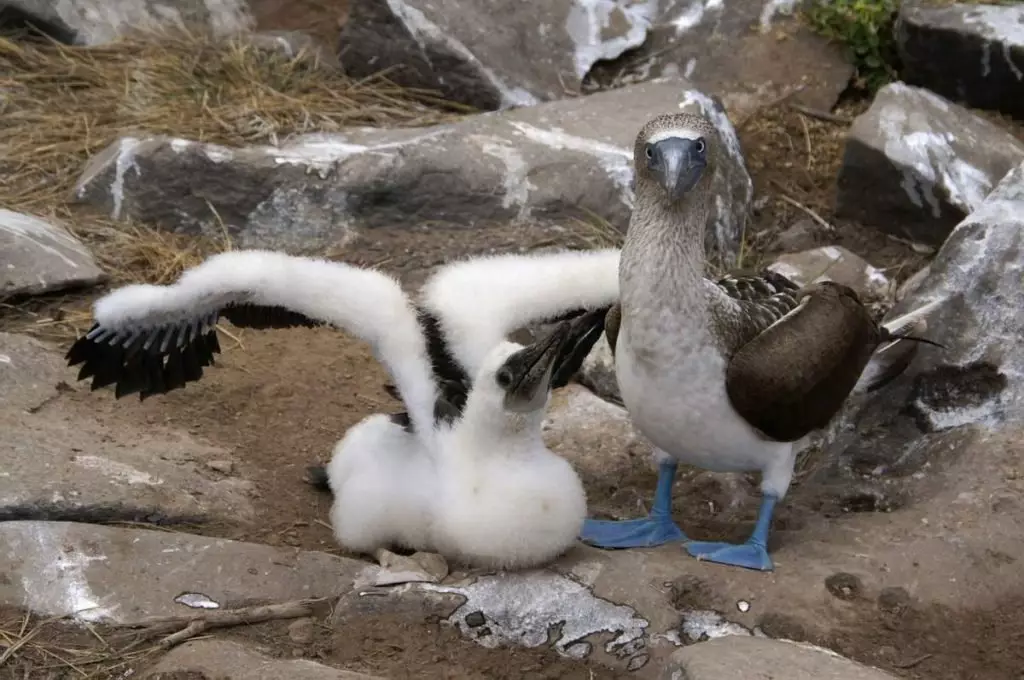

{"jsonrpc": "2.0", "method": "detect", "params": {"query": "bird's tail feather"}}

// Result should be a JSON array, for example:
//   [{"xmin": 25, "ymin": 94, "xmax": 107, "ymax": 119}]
[
  {"xmin": 419, "ymin": 248, "xmax": 620, "ymax": 378},
  {"xmin": 856, "ymin": 297, "xmax": 946, "ymax": 393}
]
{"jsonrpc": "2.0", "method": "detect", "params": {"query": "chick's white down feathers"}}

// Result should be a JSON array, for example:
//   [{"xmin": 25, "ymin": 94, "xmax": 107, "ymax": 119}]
[{"xmin": 328, "ymin": 339, "xmax": 588, "ymax": 570}]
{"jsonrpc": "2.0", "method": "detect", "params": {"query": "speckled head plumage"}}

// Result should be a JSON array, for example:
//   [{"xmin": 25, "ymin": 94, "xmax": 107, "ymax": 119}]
[{"xmin": 633, "ymin": 112, "xmax": 718, "ymax": 202}]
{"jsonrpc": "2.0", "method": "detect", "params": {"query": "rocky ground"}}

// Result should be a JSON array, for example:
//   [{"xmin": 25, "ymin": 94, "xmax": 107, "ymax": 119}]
[{"xmin": 2, "ymin": 0, "xmax": 1024, "ymax": 679}]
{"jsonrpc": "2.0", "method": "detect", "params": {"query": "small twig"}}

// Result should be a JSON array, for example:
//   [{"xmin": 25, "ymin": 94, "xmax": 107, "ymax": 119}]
[
  {"xmin": 894, "ymin": 653, "xmax": 933, "ymax": 669},
  {"xmin": 159, "ymin": 620, "xmax": 207, "ymax": 649},
  {"xmin": 777, "ymin": 193, "xmax": 836, "ymax": 233},
  {"xmin": 789, "ymin": 103, "xmax": 853, "ymax": 125},
  {"xmin": 126, "ymin": 598, "xmax": 325, "ymax": 650}
]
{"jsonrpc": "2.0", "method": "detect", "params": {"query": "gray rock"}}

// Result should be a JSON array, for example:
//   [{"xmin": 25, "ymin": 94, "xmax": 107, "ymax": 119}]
[
  {"xmin": 897, "ymin": 1, "xmax": 1024, "ymax": 120},
  {"xmin": 770, "ymin": 218, "xmax": 821, "ymax": 253},
  {"xmin": 660, "ymin": 636, "xmax": 898, "ymax": 680},
  {"xmin": 142, "ymin": 640, "xmax": 384, "ymax": 678},
  {"xmin": 2, "ymin": 0, "xmax": 254, "ymax": 46},
  {"xmin": 0, "ymin": 333, "xmax": 256, "ymax": 525},
  {"xmin": 0, "ymin": 521, "xmax": 372, "ymax": 623},
  {"xmin": 337, "ymin": 0, "xmax": 653, "ymax": 110},
  {"xmin": 768, "ymin": 246, "xmax": 894, "ymax": 303},
  {"xmin": 577, "ymin": 335, "xmax": 620, "ymax": 404},
  {"xmin": 0, "ymin": 209, "xmax": 106, "ymax": 297},
  {"xmin": 836, "ymin": 82, "xmax": 1024, "ymax": 246},
  {"xmin": 73, "ymin": 78, "xmax": 752, "ymax": 264},
  {"xmin": 371, "ymin": 549, "xmax": 449, "ymax": 586},
  {"xmin": 821, "ymin": 160, "xmax": 1024, "ymax": 507},
  {"xmin": 542, "ymin": 384, "xmax": 654, "ymax": 507},
  {"xmin": 586, "ymin": 0, "xmax": 855, "ymax": 122},
  {"xmin": 0, "ymin": 332, "xmax": 69, "ymax": 413}
]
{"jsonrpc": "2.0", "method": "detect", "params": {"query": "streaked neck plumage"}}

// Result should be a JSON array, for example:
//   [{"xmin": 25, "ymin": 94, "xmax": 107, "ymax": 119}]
[{"xmin": 621, "ymin": 178, "xmax": 713, "ymax": 321}]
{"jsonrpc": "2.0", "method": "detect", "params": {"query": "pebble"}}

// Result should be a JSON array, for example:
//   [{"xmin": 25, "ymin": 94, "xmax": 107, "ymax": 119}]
[
  {"xmin": 825, "ymin": 572, "xmax": 864, "ymax": 601},
  {"xmin": 206, "ymin": 459, "xmax": 235, "ymax": 474},
  {"xmin": 288, "ymin": 617, "xmax": 316, "ymax": 644}
]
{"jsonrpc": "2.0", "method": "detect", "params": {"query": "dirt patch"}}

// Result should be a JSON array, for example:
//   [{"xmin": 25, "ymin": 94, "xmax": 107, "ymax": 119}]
[
  {"xmin": 309, "ymin": 612, "xmax": 629, "ymax": 680},
  {"xmin": 774, "ymin": 594, "xmax": 1024, "ymax": 680}
]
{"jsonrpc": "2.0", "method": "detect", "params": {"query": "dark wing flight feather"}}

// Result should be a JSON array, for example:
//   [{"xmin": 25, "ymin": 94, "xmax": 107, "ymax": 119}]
[
  {"xmin": 65, "ymin": 303, "xmax": 322, "ymax": 401},
  {"xmin": 724, "ymin": 282, "xmax": 883, "ymax": 442}
]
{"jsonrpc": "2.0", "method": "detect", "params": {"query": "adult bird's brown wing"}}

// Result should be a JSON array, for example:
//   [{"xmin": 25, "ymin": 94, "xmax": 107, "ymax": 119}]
[{"xmin": 724, "ymin": 282, "xmax": 884, "ymax": 442}]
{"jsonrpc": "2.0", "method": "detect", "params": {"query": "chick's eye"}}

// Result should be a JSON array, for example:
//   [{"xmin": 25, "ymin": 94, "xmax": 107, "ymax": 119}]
[
  {"xmin": 644, "ymin": 145, "xmax": 654, "ymax": 160},
  {"xmin": 496, "ymin": 368, "xmax": 513, "ymax": 388},
  {"xmin": 695, "ymin": 139, "xmax": 706, "ymax": 154}
]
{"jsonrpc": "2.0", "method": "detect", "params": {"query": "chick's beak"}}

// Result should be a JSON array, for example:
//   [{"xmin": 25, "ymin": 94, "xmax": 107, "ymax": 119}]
[{"xmin": 501, "ymin": 321, "xmax": 572, "ymax": 412}]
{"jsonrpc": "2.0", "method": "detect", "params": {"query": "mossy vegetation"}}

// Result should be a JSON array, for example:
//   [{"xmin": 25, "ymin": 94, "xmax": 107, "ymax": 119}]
[
  {"xmin": 802, "ymin": 0, "xmax": 902, "ymax": 93},
  {"xmin": 803, "ymin": 0, "xmax": 1023, "ymax": 93}
]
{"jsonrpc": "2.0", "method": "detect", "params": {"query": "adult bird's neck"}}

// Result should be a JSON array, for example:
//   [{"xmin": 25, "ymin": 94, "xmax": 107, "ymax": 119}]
[{"xmin": 620, "ymin": 181, "xmax": 711, "ymax": 314}]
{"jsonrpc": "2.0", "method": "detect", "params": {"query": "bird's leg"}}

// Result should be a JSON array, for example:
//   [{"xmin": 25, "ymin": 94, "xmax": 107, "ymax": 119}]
[
  {"xmin": 683, "ymin": 493, "xmax": 777, "ymax": 572},
  {"xmin": 579, "ymin": 461, "xmax": 689, "ymax": 548}
]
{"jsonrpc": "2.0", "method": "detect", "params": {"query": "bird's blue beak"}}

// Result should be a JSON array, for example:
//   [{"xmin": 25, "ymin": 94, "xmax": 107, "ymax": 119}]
[{"xmin": 650, "ymin": 137, "xmax": 707, "ymax": 201}]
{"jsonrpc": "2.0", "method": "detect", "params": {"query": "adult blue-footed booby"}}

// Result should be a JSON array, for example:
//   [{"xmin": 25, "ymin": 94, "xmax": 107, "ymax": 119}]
[{"xmin": 422, "ymin": 112, "xmax": 943, "ymax": 571}]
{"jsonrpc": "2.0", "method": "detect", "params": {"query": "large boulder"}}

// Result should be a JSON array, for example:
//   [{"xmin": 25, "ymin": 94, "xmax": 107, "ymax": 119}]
[
  {"xmin": 0, "ymin": 521, "xmax": 371, "ymax": 623},
  {"xmin": 338, "ymin": 0, "xmax": 652, "ymax": 110},
  {"xmin": 821, "ymin": 159, "xmax": 1024, "ymax": 512},
  {"xmin": 73, "ymin": 78, "xmax": 753, "ymax": 265},
  {"xmin": 897, "ymin": 0, "xmax": 1024, "ymax": 120},
  {"xmin": 0, "ymin": 209, "xmax": 106, "ymax": 297},
  {"xmin": 337, "ymin": 0, "xmax": 854, "ymax": 117},
  {"xmin": 0, "ymin": 332, "xmax": 256, "ymax": 525},
  {"xmin": 0, "ymin": 0, "xmax": 254, "ymax": 45},
  {"xmin": 586, "ymin": 0, "xmax": 855, "ymax": 121},
  {"xmin": 836, "ymin": 82, "xmax": 1024, "ymax": 246}
]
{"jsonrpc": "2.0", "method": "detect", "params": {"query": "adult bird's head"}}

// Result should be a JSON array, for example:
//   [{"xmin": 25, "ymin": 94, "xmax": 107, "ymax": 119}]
[{"xmin": 633, "ymin": 112, "xmax": 718, "ymax": 204}]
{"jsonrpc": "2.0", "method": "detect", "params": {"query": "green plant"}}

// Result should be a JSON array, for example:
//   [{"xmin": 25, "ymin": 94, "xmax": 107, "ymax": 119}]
[{"xmin": 803, "ymin": 0, "xmax": 902, "ymax": 93}]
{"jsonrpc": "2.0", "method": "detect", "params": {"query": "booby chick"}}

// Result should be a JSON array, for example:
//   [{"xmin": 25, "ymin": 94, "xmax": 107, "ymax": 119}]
[
  {"xmin": 65, "ymin": 249, "xmax": 608, "ymax": 570},
  {"xmin": 419, "ymin": 113, "xmax": 944, "ymax": 572},
  {"xmin": 317, "ymin": 311, "xmax": 603, "ymax": 569}
]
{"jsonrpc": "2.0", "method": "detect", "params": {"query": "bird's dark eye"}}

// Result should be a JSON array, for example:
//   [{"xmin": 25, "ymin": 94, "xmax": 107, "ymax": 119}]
[
  {"xmin": 695, "ymin": 138, "xmax": 706, "ymax": 154},
  {"xmin": 644, "ymin": 145, "xmax": 654, "ymax": 160},
  {"xmin": 496, "ymin": 368, "xmax": 513, "ymax": 389}
]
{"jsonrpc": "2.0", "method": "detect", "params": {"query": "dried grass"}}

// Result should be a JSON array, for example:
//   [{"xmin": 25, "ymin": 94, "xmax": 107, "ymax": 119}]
[
  {"xmin": 0, "ymin": 25, "xmax": 469, "ymax": 339},
  {"xmin": 0, "ymin": 609, "xmax": 159, "ymax": 679}
]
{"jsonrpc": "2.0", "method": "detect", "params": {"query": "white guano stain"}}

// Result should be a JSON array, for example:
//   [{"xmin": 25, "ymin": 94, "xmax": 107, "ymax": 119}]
[
  {"xmin": 15, "ymin": 524, "xmax": 115, "ymax": 622},
  {"xmin": 422, "ymin": 570, "xmax": 649, "ymax": 659},
  {"xmin": 565, "ymin": 0, "xmax": 655, "ymax": 80},
  {"xmin": 110, "ymin": 137, "xmax": 144, "ymax": 220},
  {"xmin": 269, "ymin": 128, "xmax": 451, "ymax": 169},
  {"xmin": 0, "ymin": 209, "xmax": 90, "ymax": 268},
  {"xmin": 680, "ymin": 609, "xmax": 752, "ymax": 642},
  {"xmin": 876, "ymin": 84, "xmax": 999, "ymax": 218},
  {"xmin": 961, "ymin": 5, "xmax": 1024, "ymax": 81},
  {"xmin": 507, "ymin": 121, "xmax": 634, "ymax": 208},
  {"xmin": 384, "ymin": 0, "xmax": 538, "ymax": 108},
  {"xmin": 73, "ymin": 455, "xmax": 164, "ymax": 486},
  {"xmin": 759, "ymin": 0, "xmax": 800, "ymax": 32},
  {"xmin": 671, "ymin": 0, "xmax": 724, "ymax": 36},
  {"xmin": 475, "ymin": 136, "xmax": 535, "ymax": 219}
]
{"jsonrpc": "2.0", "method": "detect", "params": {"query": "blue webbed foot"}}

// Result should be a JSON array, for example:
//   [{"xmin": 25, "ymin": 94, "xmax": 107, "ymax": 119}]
[
  {"xmin": 580, "ymin": 516, "xmax": 688, "ymax": 548},
  {"xmin": 579, "ymin": 461, "xmax": 687, "ymax": 549},
  {"xmin": 684, "ymin": 492, "xmax": 780, "ymax": 571},
  {"xmin": 684, "ymin": 540, "xmax": 773, "ymax": 571}
]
